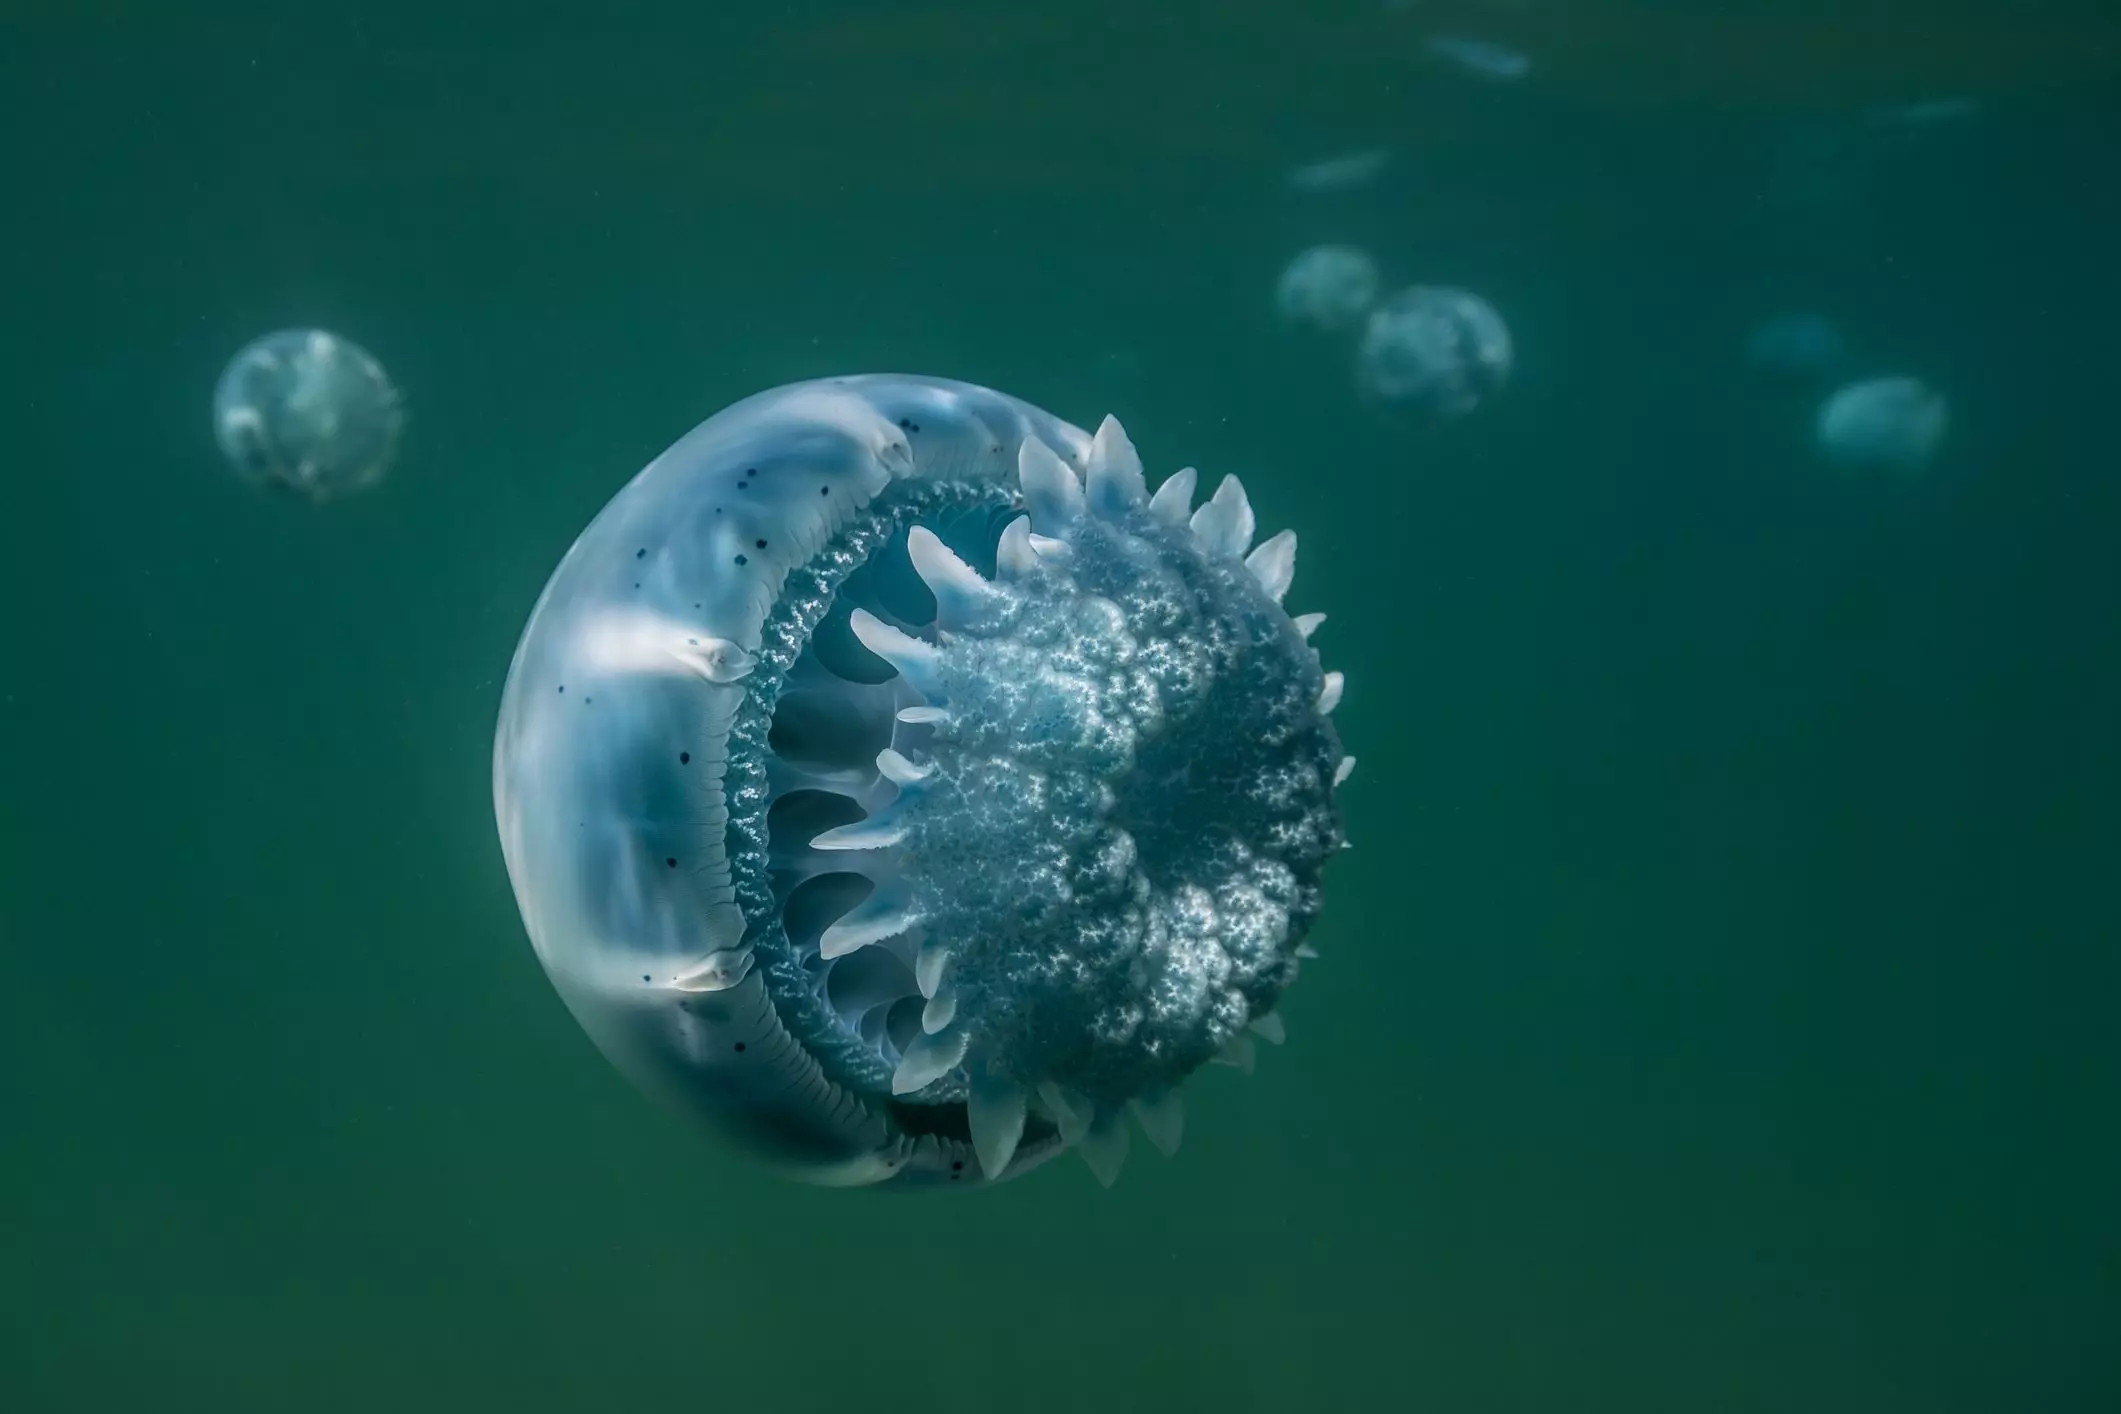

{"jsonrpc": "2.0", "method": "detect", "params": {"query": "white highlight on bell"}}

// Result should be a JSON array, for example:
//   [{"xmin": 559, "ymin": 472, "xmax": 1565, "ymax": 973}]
[
  {"xmin": 896, "ymin": 705, "xmax": 949, "ymax": 725},
  {"xmin": 1245, "ymin": 529, "xmax": 1297, "ymax": 602},
  {"xmin": 1017, "ymin": 435, "xmax": 1086, "ymax": 530},
  {"xmin": 891, "ymin": 1027, "xmax": 969, "ymax": 1095},
  {"xmin": 1334, "ymin": 756, "xmax": 1357, "ymax": 786},
  {"xmin": 1084, "ymin": 414, "xmax": 1148, "ymax": 512},
  {"xmin": 1317, "ymin": 671, "xmax": 1345, "ymax": 715},
  {"xmin": 667, "ymin": 948, "xmax": 754, "ymax": 993},
  {"xmin": 1191, "ymin": 474, "xmax": 1256, "ymax": 559},
  {"xmin": 775, "ymin": 387, "xmax": 916, "ymax": 481},
  {"xmin": 1293, "ymin": 612, "xmax": 1326, "ymax": 641},
  {"xmin": 576, "ymin": 610, "xmax": 757, "ymax": 684},
  {"xmin": 1148, "ymin": 466, "xmax": 1197, "ymax": 525}
]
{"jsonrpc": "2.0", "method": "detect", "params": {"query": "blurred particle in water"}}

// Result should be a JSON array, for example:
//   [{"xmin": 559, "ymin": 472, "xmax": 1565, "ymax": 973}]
[
  {"xmin": 212, "ymin": 329, "xmax": 403, "ymax": 502},
  {"xmin": 1815, "ymin": 376, "xmax": 1949, "ymax": 472},
  {"xmin": 1276, "ymin": 245, "xmax": 1383, "ymax": 333},
  {"xmin": 1355, "ymin": 286, "xmax": 1512, "ymax": 420},
  {"xmin": 1284, "ymin": 148, "xmax": 1391, "ymax": 195},
  {"xmin": 1872, "ymin": 97, "xmax": 1982, "ymax": 128},
  {"xmin": 1746, "ymin": 312, "xmax": 1845, "ymax": 381},
  {"xmin": 1424, "ymin": 36, "xmax": 1531, "ymax": 82}
]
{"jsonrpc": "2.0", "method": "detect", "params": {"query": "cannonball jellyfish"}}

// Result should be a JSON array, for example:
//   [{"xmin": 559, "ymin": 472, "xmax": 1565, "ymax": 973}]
[
  {"xmin": 1276, "ymin": 245, "xmax": 1382, "ymax": 333},
  {"xmin": 1355, "ymin": 286, "xmax": 1512, "ymax": 419},
  {"xmin": 1815, "ymin": 376, "xmax": 1949, "ymax": 471},
  {"xmin": 492, "ymin": 375, "xmax": 1351, "ymax": 1189},
  {"xmin": 212, "ymin": 329, "xmax": 404, "ymax": 501}
]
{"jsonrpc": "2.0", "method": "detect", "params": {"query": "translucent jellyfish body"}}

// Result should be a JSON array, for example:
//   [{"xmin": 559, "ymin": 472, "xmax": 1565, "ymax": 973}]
[
  {"xmin": 1355, "ymin": 286, "xmax": 1512, "ymax": 419},
  {"xmin": 1815, "ymin": 376, "xmax": 1949, "ymax": 471},
  {"xmin": 212, "ymin": 329, "xmax": 403, "ymax": 501},
  {"xmin": 1275, "ymin": 244, "xmax": 1382, "ymax": 333},
  {"xmin": 492, "ymin": 376, "xmax": 1350, "ymax": 1190}
]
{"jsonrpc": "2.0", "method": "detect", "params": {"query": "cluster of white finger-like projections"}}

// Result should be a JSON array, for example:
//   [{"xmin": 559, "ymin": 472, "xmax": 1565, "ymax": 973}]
[{"xmin": 800, "ymin": 416, "xmax": 1350, "ymax": 1186}]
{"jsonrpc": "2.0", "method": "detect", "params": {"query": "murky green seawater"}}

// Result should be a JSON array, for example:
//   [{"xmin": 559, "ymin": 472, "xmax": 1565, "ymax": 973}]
[{"xmin": 4, "ymin": 4, "xmax": 2117, "ymax": 1411}]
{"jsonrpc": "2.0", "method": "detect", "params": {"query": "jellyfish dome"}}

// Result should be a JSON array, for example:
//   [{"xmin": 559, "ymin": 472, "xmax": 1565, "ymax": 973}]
[
  {"xmin": 212, "ymin": 329, "xmax": 403, "ymax": 501},
  {"xmin": 1356, "ymin": 286, "xmax": 1512, "ymax": 419},
  {"xmin": 493, "ymin": 375, "xmax": 1350, "ymax": 1190},
  {"xmin": 1275, "ymin": 244, "xmax": 1382, "ymax": 333},
  {"xmin": 1815, "ymin": 375, "xmax": 1949, "ymax": 471}
]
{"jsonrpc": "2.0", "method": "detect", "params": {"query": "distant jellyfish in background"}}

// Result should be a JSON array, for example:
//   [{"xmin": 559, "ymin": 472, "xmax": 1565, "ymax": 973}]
[
  {"xmin": 1424, "ymin": 36, "xmax": 1532, "ymax": 83},
  {"xmin": 1815, "ymin": 376, "xmax": 1949, "ymax": 471},
  {"xmin": 1284, "ymin": 148, "xmax": 1391, "ymax": 195},
  {"xmin": 1355, "ymin": 285, "xmax": 1513, "ymax": 420},
  {"xmin": 1746, "ymin": 312, "xmax": 1845, "ymax": 381},
  {"xmin": 492, "ymin": 375, "xmax": 1351, "ymax": 1190},
  {"xmin": 213, "ymin": 329, "xmax": 403, "ymax": 502},
  {"xmin": 1276, "ymin": 244, "xmax": 1382, "ymax": 333}
]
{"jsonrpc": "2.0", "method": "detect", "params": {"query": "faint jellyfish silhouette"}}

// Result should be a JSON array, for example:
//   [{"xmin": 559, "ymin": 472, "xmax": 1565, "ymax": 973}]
[
  {"xmin": 1275, "ymin": 245, "xmax": 1382, "ymax": 333},
  {"xmin": 1355, "ymin": 285, "xmax": 1513, "ymax": 420},
  {"xmin": 1816, "ymin": 376, "xmax": 1949, "ymax": 471},
  {"xmin": 1424, "ymin": 36, "xmax": 1531, "ymax": 83},
  {"xmin": 213, "ymin": 329, "xmax": 403, "ymax": 501},
  {"xmin": 1746, "ymin": 312, "xmax": 1845, "ymax": 381}
]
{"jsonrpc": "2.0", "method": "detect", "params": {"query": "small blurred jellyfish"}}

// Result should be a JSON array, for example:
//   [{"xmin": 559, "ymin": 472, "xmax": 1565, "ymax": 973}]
[
  {"xmin": 1815, "ymin": 376, "xmax": 1949, "ymax": 471},
  {"xmin": 1285, "ymin": 148, "xmax": 1391, "ymax": 194},
  {"xmin": 1746, "ymin": 312, "xmax": 1845, "ymax": 381},
  {"xmin": 1355, "ymin": 286, "xmax": 1513, "ymax": 420},
  {"xmin": 1276, "ymin": 245, "xmax": 1383, "ymax": 333},
  {"xmin": 213, "ymin": 329, "xmax": 403, "ymax": 502},
  {"xmin": 1425, "ymin": 36, "xmax": 1531, "ymax": 82}
]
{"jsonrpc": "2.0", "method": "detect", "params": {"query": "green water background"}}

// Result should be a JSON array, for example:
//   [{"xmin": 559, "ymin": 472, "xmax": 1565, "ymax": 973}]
[{"xmin": 3, "ymin": 3, "xmax": 2118, "ymax": 1410}]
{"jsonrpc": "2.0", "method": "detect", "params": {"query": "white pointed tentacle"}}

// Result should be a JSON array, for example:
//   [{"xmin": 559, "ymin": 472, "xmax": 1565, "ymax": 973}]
[
  {"xmin": 818, "ymin": 889, "xmax": 919, "ymax": 958},
  {"xmin": 1077, "ymin": 1110, "xmax": 1131, "ymax": 1186},
  {"xmin": 1245, "ymin": 529, "xmax": 1297, "ymax": 602},
  {"xmin": 906, "ymin": 525, "xmax": 1003, "ymax": 630},
  {"xmin": 1130, "ymin": 1090, "xmax": 1185, "ymax": 1157},
  {"xmin": 848, "ymin": 608, "xmax": 943, "ymax": 694},
  {"xmin": 1190, "ymin": 474, "xmax": 1256, "ymax": 559},
  {"xmin": 891, "ymin": 1026, "xmax": 969, "ymax": 1095},
  {"xmin": 1017, "ymin": 436, "xmax": 1086, "ymax": 533},
  {"xmin": 1317, "ymin": 672, "xmax": 1344, "ymax": 715},
  {"xmin": 1084, "ymin": 414, "xmax": 1148, "ymax": 514},
  {"xmin": 1148, "ymin": 466, "xmax": 1197, "ymax": 525},
  {"xmin": 969, "ymin": 1076, "xmax": 1028, "ymax": 1179}
]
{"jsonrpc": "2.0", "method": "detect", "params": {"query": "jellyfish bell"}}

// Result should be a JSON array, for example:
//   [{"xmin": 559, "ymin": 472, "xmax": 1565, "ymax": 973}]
[
  {"xmin": 1275, "ymin": 244, "xmax": 1382, "ymax": 333},
  {"xmin": 493, "ymin": 375, "xmax": 1350, "ymax": 1190},
  {"xmin": 1355, "ymin": 285, "xmax": 1512, "ymax": 420},
  {"xmin": 212, "ymin": 329, "xmax": 403, "ymax": 502},
  {"xmin": 1815, "ymin": 375, "xmax": 1949, "ymax": 472}
]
